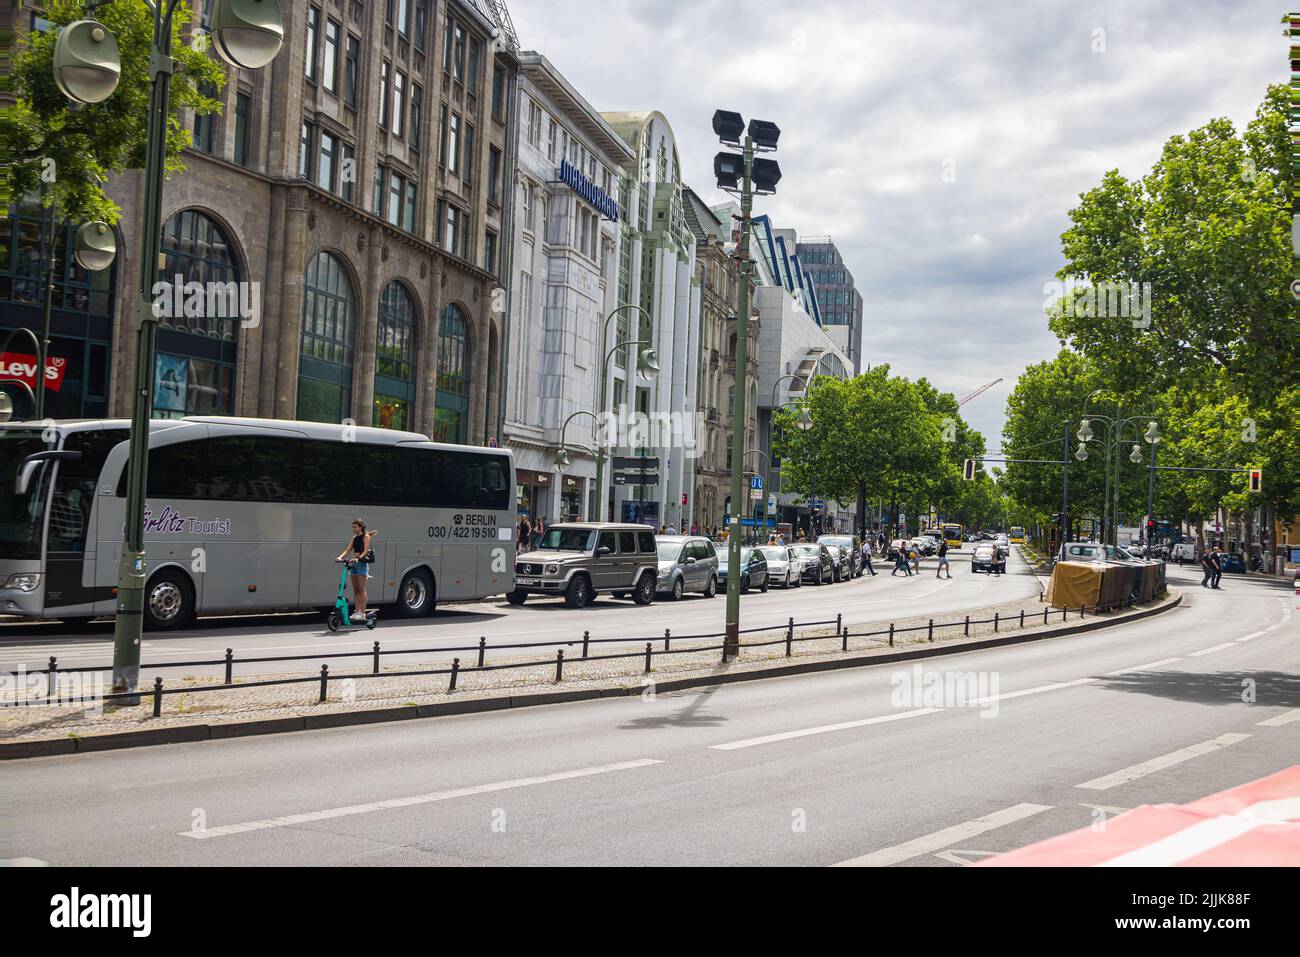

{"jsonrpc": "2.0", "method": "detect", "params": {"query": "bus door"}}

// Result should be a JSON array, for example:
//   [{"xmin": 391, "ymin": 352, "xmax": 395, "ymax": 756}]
[{"xmin": 44, "ymin": 430, "xmax": 128, "ymax": 614}]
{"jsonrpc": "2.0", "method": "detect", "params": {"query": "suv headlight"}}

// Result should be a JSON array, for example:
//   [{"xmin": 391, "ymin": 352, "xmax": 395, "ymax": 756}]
[
  {"xmin": 546, "ymin": 564, "xmax": 559, "ymax": 576},
  {"xmin": 5, "ymin": 573, "xmax": 41, "ymax": 592}
]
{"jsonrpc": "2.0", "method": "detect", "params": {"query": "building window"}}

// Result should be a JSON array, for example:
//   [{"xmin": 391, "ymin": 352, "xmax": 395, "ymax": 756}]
[
  {"xmin": 452, "ymin": 24, "xmax": 465, "ymax": 84},
  {"xmin": 448, "ymin": 113, "xmax": 460, "ymax": 173},
  {"xmin": 527, "ymin": 99, "xmax": 540, "ymax": 146},
  {"xmin": 413, "ymin": 0, "xmax": 426, "ymax": 52},
  {"xmin": 375, "ymin": 280, "xmax": 416, "ymax": 430},
  {"xmin": 434, "ymin": 303, "xmax": 468, "ymax": 443},
  {"xmin": 409, "ymin": 84, "xmax": 422, "ymax": 150},
  {"xmin": 438, "ymin": 105, "xmax": 448, "ymax": 166},
  {"xmin": 299, "ymin": 121, "xmax": 312, "ymax": 178},
  {"xmin": 323, "ymin": 18, "xmax": 339, "ymax": 93},
  {"xmin": 392, "ymin": 70, "xmax": 405, "ymax": 139},
  {"xmin": 462, "ymin": 123, "xmax": 474, "ymax": 184},
  {"xmin": 341, "ymin": 143, "xmax": 355, "ymax": 203},
  {"xmin": 522, "ymin": 183, "xmax": 534, "ymax": 231},
  {"xmin": 387, "ymin": 171, "xmax": 403, "ymax": 226},
  {"xmin": 192, "ymin": 82, "xmax": 217, "ymax": 154},
  {"xmin": 233, "ymin": 92, "xmax": 250, "ymax": 167},
  {"xmin": 344, "ymin": 34, "xmax": 360, "ymax": 108},
  {"xmin": 442, "ymin": 17, "xmax": 453, "ymax": 74},
  {"xmin": 305, "ymin": 7, "xmax": 319, "ymax": 82},
  {"xmin": 442, "ymin": 204, "xmax": 466, "ymax": 257},
  {"xmin": 317, "ymin": 131, "xmax": 335, "ymax": 191},
  {"xmin": 484, "ymin": 230, "xmax": 497, "ymax": 273},
  {"xmin": 485, "ymin": 147, "xmax": 501, "ymax": 203},
  {"xmin": 396, "ymin": 0, "xmax": 409, "ymax": 36},
  {"xmin": 467, "ymin": 38, "xmax": 480, "ymax": 96},
  {"xmin": 298, "ymin": 251, "xmax": 356, "ymax": 423},
  {"xmin": 491, "ymin": 65, "xmax": 504, "ymax": 117},
  {"xmin": 404, "ymin": 180, "xmax": 416, "ymax": 233},
  {"xmin": 373, "ymin": 164, "xmax": 385, "ymax": 215},
  {"xmin": 379, "ymin": 61, "xmax": 390, "ymax": 129},
  {"xmin": 547, "ymin": 120, "xmax": 556, "ymax": 162},
  {"xmin": 154, "ymin": 209, "xmax": 240, "ymax": 418}
]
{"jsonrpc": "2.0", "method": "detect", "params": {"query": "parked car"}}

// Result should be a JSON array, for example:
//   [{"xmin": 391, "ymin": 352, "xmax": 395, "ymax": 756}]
[
  {"xmin": 818, "ymin": 534, "xmax": 863, "ymax": 577},
  {"xmin": 759, "ymin": 545, "xmax": 802, "ymax": 588},
  {"xmin": 1056, "ymin": 542, "xmax": 1138, "ymax": 563},
  {"xmin": 717, "ymin": 546, "xmax": 769, "ymax": 593},
  {"xmin": 510, "ymin": 523, "xmax": 659, "ymax": 608},
  {"xmin": 1170, "ymin": 542, "xmax": 1198, "ymax": 564},
  {"xmin": 654, "ymin": 535, "xmax": 719, "ymax": 600},
  {"xmin": 888, "ymin": 538, "xmax": 909, "ymax": 560},
  {"xmin": 824, "ymin": 544, "xmax": 852, "ymax": 582},
  {"xmin": 1218, "ymin": 552, "xmax": 1246, "ymax": 574},
  {"xmin": 971, "ymin": 543, "xmax": 1006, "ymax": 575},
  {"xmin": 994, "ymin": 534, "xmax": 1010, "ymax": 558},
  {"xmin": 791, "ymin": 542, "xmax": 835, "ymax": 584},
  {"xmin": 912, "ymin": 537, "xmax": 936, "ymax": 557}
]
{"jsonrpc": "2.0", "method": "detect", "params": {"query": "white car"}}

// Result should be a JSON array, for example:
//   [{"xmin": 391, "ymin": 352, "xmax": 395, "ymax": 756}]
[{"xmin": 758, "ymin": 545, "xmax": 802, "ymax": 588}]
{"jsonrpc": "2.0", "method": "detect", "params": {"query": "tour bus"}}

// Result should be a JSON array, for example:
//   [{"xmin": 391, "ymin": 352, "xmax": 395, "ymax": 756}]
[
  {"xmin": 941, "ymin": 523, "xmax": 963, "ymax": 549},
  {"xmin": 0, "ymin": 417, "xmax": 515, "ymax": 629},
  {"xmin": 1009, "ymin": 526, "xmax": 1026, "ymax": 545}
]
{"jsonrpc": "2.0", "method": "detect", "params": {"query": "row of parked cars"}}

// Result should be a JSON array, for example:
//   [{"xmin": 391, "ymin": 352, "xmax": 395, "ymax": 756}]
[{"xmin": 507, "ymin": 523, "xmax": 868, "ymax": 609}]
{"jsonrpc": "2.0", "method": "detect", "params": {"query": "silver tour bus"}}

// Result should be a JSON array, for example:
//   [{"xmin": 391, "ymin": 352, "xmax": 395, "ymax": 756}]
[{"xmin": 0, "ymin": 417, "xmax": 515, "ymax": 629}]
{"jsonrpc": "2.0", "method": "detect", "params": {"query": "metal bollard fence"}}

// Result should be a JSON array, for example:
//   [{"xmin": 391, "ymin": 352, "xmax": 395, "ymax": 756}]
[
  {"xmin": 153, "ymin": 676, "xmax": 163, "ymax": 717},
  {"xmin": 644, "ymin": 643, "xmax": 652, "ymax": 674},
  {"xmin": 841, "ymin": 623, "xmax": 848, "ymax": 653},
  {"xmin": 582, "ymin": 630, "xmax": 590, "ymax": 659},
  {"xmin": 786, "ymin": 618, "xmax": 794, "ymax": 657},
  {"xmin": 319, "ymin": 664, "xmax": 328, "ymax": 703},
  {"xmin": 555, "ymin": 649, "xmax": 564, "ymax": 682},
  {"xmin": 664, "ymin": 628, "xmax": 671, "ymax": 652},
  {"xmin": 1043, "ymin": 606, "xmax": 1049, "ymax": 625},
  {"xmin": 373, "ymin": 640, "xmax": 381, "ymax": 674},
  {"xmin": 927, "ymin": 619, "xmax": 934, "ymax": 642},
  {"xmin": 964, "ymin": 614, "xmax": 970, "ymax": 637},
  {"xmin": 225, "ymin": 648, "xmax": 234, "ymax": 684},
  {"xmin": 994, "ymin": 612, "xmax": 999, "ymax": 633},
  {"xmin": 1079, "ymin": 604, "xmax": 1085, "ymax": 619},
  {"xmin": 888, "ymin": 623, "xmax": 895, "ymax": 647},
  {"xmin": 477, "ymin": 636, "xmax": 487, "ymax": 668},
  {"xmin": 836, "ymin": 612, "xmax": 842, "ymax": 635},
  {"xmin": 449, "ymin": 657, "xmax": 459, "ymax": 692},
  {"xmin": 1018, "ymin": 610, "xmax": 1024, "ymax": 629}
]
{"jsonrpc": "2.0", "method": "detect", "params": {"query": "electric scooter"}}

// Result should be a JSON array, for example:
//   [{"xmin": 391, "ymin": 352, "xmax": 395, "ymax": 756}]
[{"xmin": 327, "ymin": 559, "xmax": 378, "ymax": 632}]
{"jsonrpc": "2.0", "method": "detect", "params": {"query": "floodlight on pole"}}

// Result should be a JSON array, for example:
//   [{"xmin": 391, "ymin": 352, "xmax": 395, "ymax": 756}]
[
  {"xmin": 714, "ymin": 152, "xmax": 742, "ymax": 191},
  {"xmin": 712, "ymin": 109, "xmax": 745, "ymax": 145},
  {"xmin": 747, "ymin": 119, "xmax": 781, "ymax": 151},
  {"xmin": 751, "ymin": 157, "xmax": 782, "ymax": 195},
  {"xmin": 52, "ymin": 20, "xmax": 121, "ymax": 104}
]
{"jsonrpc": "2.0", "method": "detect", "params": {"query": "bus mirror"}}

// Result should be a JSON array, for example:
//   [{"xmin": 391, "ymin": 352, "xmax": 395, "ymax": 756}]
[{"xmin": 14, "ymin": 449, "xmax": 82, "ymax": 495}]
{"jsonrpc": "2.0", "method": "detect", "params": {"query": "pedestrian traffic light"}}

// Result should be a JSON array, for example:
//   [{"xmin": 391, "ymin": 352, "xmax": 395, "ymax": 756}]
[
  {"xmin": 1248, "ymin": 468, "xmax": 1262, "ymax": 494},
  {"xmin": 962, "ymin": 459, "xmax": 976, "ymax": 481},
  {"xmin": 1146, "ymin": 518, "xmax": 1156, "ymax": 536}
]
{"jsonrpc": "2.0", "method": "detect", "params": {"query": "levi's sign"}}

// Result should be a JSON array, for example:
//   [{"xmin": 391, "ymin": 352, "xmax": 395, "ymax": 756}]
[
  {"xmin": 559, "ymin": 159, "xmax": 619, "ymax": 221},
  {"xmin": 1, "ymin": 352, "xmax": 67, "ymax": 392}
]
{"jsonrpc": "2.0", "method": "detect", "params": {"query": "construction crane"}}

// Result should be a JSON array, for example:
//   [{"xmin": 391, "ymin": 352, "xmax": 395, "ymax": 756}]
[{"xmin": 957, "ymin": 378, "xmax": 1003, "ymax": 406}]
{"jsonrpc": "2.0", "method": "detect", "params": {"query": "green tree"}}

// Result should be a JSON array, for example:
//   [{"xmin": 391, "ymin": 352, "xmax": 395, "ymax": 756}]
[{"xmin": 1, "ymin": 0, "xmax": 223, "ymax": 224}]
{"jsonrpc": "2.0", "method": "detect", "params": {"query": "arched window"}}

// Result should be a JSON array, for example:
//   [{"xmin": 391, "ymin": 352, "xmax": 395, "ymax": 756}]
[
  {"xmin": 433, "ymin": 303, "xmax": 468, "ymax": 443},
  {"xmin": 153, "ymin": 209, "xmax": 240, "ymax": 418},
  {"xmin": 297, "ymin": 251, "xmax": 355, "ymax": 423},
  {"xmin": 374, "ymin": 281, "xmax": 416, "ymax": 430}
]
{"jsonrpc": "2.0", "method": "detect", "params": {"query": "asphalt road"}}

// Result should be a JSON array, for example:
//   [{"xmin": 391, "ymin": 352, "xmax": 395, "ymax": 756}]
[
  {"xmin": 5, "ymin": 562, "xmax": 1295, "ymax": 866},
  {"xmin": 0, "ymin": 547, "xmax": 1044, "ymax": 679}
]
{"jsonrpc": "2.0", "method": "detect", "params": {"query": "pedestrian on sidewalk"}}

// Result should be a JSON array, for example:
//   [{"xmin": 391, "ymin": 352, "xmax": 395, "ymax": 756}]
[
  {"xmin": 861, "ymin": 540, "xmax": 877, "ymax": 576},
  {"xmin": 1200, "ymin": 547, "xmax": 1214, "ymax": 587},
  {"xmin": 936, "ymin": 540, "xmax": 952, "ymax": 579},
  {"xmin": 1210, "ymin": 548, "xmax": 1223, "ymax": 589},
  {"xmin": 517, "ymin": 513, "xmax": 532, "ymax": 555},
  {"xmin": 909, "ymin": 545, "xmax": 920, "ymax": 575}
]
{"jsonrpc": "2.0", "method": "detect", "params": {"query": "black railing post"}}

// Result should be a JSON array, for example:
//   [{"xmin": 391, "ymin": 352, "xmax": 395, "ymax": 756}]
[
  {"xmin": 152, "ymin": 676, "xmax": 163, "ymax": 718},
  {"xmin": 1062, "ymin": 607, "xmax": 1067, "ymax": 622},
  {"xmin": 644, "ymin": 642, "xmax": 652, "ymax": 674},
  {"xmin": 964, "ymin": 614, "xmax": 970, "ymax": 637},
  {"xmin": 888, "ymin": 623, "xmax": 895, "ymax": 647},
  {"xmin": 994, "ymin": 612, "xmax": 999, "ymax": 633},
  {"xmin": 927, "ymin": 619, "xmax": 933, "ymax": 642},
  {"xmin": 1043, "ymin": 606, "xmax": 1049, "ymax": 625},
  {"xmin": 319, "ymin": 664, "xmax": 328, "ymax": 703},
  {"xmin": 477, "ymin": 636, "xmax": 486, "ymax": 668},
  {"xmin": 1019, "ymin": 610, "xmax": 1024, "ymax": 629},
  {"xmin": 664, "ymin": 628, "xmax": 671, "ymax": 652},
  {"xmin": 555, "ymin": 649, "xmax": 564, "ymax": 682},
  {"xmin": 450, "ymin": 657, "xmax": 460, "ymax": 692},
  {"xmin": 47, "ymin": 656, "xmax": 56, "ymax": 700},
  {"xmin": 841, "ymin": 623, "xmax": 848, "ymax": 652},
  {"xmin": 836, "ymin": 612, "xmax": 842, "ymax": 635},
  {"xmin": 1080, "ymin": 604, "xmax": 1085, "ymax": 619},
  {"xmin": 373, "ymin": 640, "xmax": 381, "ymax": 674},
  {"xmin": 224, "ymin": 648, "xmax": 233, "ymax": 685},
  {"xmin": 581, "ymin": 630, "xmax": 590, "ymax": 659}
]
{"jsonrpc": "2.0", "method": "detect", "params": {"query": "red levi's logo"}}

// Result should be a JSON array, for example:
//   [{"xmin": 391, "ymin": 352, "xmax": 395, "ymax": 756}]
[{"xmin": 0, "ymin": 352, "xmax": 67, "ymax": 392}]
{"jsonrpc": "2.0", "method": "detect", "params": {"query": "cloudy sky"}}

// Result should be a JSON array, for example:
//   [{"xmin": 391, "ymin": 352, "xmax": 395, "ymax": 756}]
[{"xmin": 508, "ymin": 1, "xmax": 1281, "ymax": 449}]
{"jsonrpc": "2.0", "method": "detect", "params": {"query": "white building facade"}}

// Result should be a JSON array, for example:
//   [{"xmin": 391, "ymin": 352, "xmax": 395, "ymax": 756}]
[{"xmin": 503, "ymin": 54, "xmax": 634, "ymax": 526}]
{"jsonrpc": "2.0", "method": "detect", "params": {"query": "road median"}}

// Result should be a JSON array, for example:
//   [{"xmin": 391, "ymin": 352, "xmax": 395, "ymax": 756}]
[{"xmin": 0, "ymin": 588, "xmax": 1182, "ymax": 758}]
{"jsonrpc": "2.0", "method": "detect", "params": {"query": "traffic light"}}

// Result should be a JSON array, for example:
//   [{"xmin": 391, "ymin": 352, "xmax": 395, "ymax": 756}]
[
  {"xmin": 962, "ymin": 459, "xmax": 976, "ymax": 481},
  {"xmin": 1146, "ymin": 518, "xmax": 1156, "ymax": 537},
  {"xmin": 1248, "ymin": 468, "xmax": 1262, "ymax": 494}
]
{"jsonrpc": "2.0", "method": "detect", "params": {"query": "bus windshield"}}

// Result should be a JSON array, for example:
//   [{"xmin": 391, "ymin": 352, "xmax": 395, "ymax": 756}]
[
  {"xmin": 942, "ymin": 524, "xmax": 962, "ymax": 543},
  {"xmin": 0, "ymin": 429, "xmax": 53, "ymax": 560},
  {"xmin": 537, "ymin": 528, "xmax": 596, "ymax": 552}
]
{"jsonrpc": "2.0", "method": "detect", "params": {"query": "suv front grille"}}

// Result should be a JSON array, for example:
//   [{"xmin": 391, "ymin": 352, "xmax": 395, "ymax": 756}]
[{"xmin": 515, "ymin": 562, "xmax": 543, "ymax": 575}]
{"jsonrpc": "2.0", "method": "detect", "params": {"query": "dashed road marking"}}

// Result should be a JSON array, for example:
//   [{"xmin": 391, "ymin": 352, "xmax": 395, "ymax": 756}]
[
  {"xmin": 831, "ymin": 803, "xmax": 1053, "ymax": 867},
  {"xmin": 1105, "ymin": 657, "xmax": 1181, "ymax": 676},
  {"xmin": 1189, "ymin": 642, "xmax": 1236, "ymax": 657},
  {"xmin": 1255, "ymin": 709, "xmax": 1300, "ymax": 727},
  {"xmin": 709, "ymin": 707, "xmax": 942, "ymax": 751},
  {"xmin": 1076, "ymin": 733, "xmax": 1252, "ymax": 791}
]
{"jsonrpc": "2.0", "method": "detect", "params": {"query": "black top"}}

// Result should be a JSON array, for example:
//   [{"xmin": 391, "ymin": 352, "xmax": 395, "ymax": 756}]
[
  {"xmin": 938, "ymin": 542, "xmax": 948, "ymax": 557},
  {"xmin": 352, "ymin": 534, "xmax": 366, "ymax": 555}
]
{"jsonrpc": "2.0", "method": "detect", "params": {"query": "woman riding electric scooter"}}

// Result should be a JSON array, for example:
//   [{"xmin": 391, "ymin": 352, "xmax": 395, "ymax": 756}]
[{"xmin": 336, "ymin": 519, "xmax": 377, "ymax": 623}]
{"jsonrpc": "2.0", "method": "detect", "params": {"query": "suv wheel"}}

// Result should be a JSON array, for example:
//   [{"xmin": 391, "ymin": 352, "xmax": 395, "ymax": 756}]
[
  {"xmin": 704, "ymin": 575, "xmax": 717, "ymax": 598},
  {"xmin": 670, "ymin": 578, "xmax": 684, "ymax": 601},
  {"xmin": 506, "ymin": 590, "xmax": 527, "ymax": 605},
  {"xmin": 632, "ymin": 573, "xmax": 655, "ymax": 605},
  {"xmin": 564, "ymin": 575, "xmax": 592, "ymax": 609}
]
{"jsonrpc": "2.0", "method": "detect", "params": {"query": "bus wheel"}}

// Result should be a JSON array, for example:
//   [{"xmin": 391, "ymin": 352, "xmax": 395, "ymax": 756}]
[
  {"xmin": 632, "ymin": 573, "xmax": 655, "ymax": 606},
  {"xmin": 144, "ymin": 569, "xmax": 194, "ymax": 631},
  {"xmin": 396, "ymin": 569, "xmax": 434, "ymax": 618},
  {"xmin": 564, "ymin": 575, "xmax": 593, "ymax": 609}
]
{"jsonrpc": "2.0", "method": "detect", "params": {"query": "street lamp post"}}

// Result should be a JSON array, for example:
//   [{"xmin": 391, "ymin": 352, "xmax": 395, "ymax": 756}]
[
  {"xmin": 53, "ymin": 0, "xmax": 284, "ymax": 696},
  {"xmin": 593, "ymin": 304, "xmax": 658, "ymax": 524},
  {"xmin": 557, "ymin": 410, "xmax": 604, "ymax": 521},
  {"xmin": 743, "ymin": 448, "xmax": 769, "ymax": 538},
  {"xmin": 712, "ymin": 109, "xmax": 780, "ymax": 661},
  {"xmin": 766, "ymin": 372, "xmax": 812, "ymax": 539}
]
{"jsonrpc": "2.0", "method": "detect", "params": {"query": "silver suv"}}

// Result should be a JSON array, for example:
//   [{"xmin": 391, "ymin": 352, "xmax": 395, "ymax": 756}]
[
  {"xmin": 655, "ymin": 535, "xmax": 720, "ymax": 600},
  {"xmin": 508, "ymin": 523, "xmax": 659, "ymax": 608}
]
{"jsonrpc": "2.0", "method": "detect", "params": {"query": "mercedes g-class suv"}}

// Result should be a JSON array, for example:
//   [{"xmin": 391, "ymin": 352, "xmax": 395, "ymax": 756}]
[{"xmin": 508, "ymin": 523, "xmax": 659, "ymax": 608}]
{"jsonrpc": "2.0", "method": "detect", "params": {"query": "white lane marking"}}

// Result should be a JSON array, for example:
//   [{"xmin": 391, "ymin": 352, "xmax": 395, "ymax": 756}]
[
  {"xmin": 1256, "ymin": 709, "xmax": 1300, "ymax": 727},
  {"xmin": 710, "ymin": 707, "xmax": 942, "ymax": 751},
  {"xmin": 181, "ymin": 759, "xmax": 664, "ymax": 840},
  {"xmin": 1100, "ymin": 798, "xmax": 1300, "ymax": 867},
  {"xmin": 1105, "ymin": 657, "xmax": 1182, "ymax": 676},
  {"xmin": 1189, "ymin": 642, "xmax": 1237, "ymax": 657},
  {"xmin": 934, "ymin": 848, "xmax": 1000, "ymax": 865},
  {"xmin": 831, "ymin": 803, "xmax": 1054, "ymax": 867},
  {"xmin": 1076, "ymin": 733, "xmax": 1252, "ymax": 791},
  {"xmin": 1235, "ymin": 631, "xmax": 1267, "ymax": 642},
  {"xmin": 969, "ymin": 677, "xmax": 1095, "ymax": 705}
]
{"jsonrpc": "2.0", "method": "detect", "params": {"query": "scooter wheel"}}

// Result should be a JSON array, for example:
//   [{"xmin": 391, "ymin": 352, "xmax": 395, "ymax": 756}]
[
  {"xmin": 366, "ymin": 618, "xmax": 377, "ymax": 630},
  {"xmin": 326, "ymin": 610, "xmax": 343, "ymax": 633}
]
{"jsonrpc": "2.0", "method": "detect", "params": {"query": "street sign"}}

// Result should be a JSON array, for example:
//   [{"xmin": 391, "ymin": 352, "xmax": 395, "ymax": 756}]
[
  {"xmin": 750, "ymin": 475, "xmax": 764, "ymax": 490},
  {"xmin": 768, "ymin": 494, "xmax": 776, "ymax": 511},
  {"xmin": 750, "ymin": 487, "xmax": 763, "ymax": 501},
  {"xmin": 613, "ymin": 471, "xmax": 660, "ymax": 486},
  {"xmin": 612, "ymin": 455, "xmax": 660, "ymax": 471}
]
